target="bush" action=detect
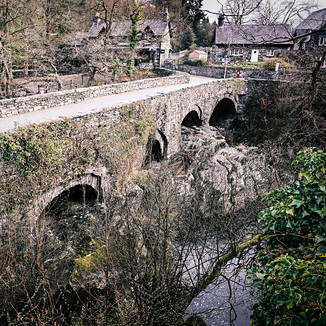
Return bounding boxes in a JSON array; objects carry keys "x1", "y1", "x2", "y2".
[
  {"x1": 263, "y1": 58, "x2": 289, "y2": 70},
  {"x1": 248, "y1": 148, "x2": 326, "y2": 325},
  {"x1": 183, "y1": 60, "x2": 206, "y2": 67}
]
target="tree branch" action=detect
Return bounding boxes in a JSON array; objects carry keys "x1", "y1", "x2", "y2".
[{"x1": 192, "y1": 233, "x2": 262, "y2": 299}]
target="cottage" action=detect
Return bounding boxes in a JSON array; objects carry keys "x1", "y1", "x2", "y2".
[
  {"x1": 211, "y1": 15, "x2": 292, "y2": 64},
  {"x1": 77, "y1": 11, "x2": 172, "y2": 67},
  {"x1": 293, "y1": 8, "x2": 326, "y2": 50}
]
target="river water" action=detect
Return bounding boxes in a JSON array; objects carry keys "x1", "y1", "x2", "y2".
[{"x1": 182, "y1": 238, "x2": 256, "y2": 326}]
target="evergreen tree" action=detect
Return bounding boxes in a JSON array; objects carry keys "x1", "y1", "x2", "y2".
[
  {"x1": 193, "y1": 17, "x2": 214, "y2": 47},
  {"x1": 179, "y1": 26, "x2": 196, "y2": 50}
]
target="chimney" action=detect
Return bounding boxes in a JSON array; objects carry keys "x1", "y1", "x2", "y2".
[
  {"x1": 218, "y1": 14, "x2": 225, "y2": 27},
  {"x1": 94, "y1": 13, "x2": 101, "y2": 25},
  {"x1": 163, "y1": 8, "x2": 170, "y2": 22}
]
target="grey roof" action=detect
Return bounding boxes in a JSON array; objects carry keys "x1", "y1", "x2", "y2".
[
  {"x1": 295, "y1": 8, "x2": 326, "y2": 31},
  {"x1": 88, "y1": 21, "x2": 106, "y2": 38},
  {"x1": 190, "y1": 50, "x2": 207, "y2": 54},
  {"x1": 214, "y1": 24, "x2": 293, "y2": 46},
  {"x1": 87, "y1": 19, "x2": 169, "y2": 38}
]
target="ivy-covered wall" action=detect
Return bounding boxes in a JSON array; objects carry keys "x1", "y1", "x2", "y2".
[{"x1": 0, "y1": 101, "x2": 155, "y2": 220}]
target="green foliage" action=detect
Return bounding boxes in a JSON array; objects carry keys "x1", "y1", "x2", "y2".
[
  {"x1": 230, "y1": 79, "x2": 244, "y2": 95},
  {"x1": 71, "y1": 316, "x2": 84, "y2": 326},
  {"x1": 249, "y1": 148, "x2": 326, "y2": 325},
  {"x1": 0, "y1": 124, "x2": 64, "y2": 176},
  {"x1": 98, "y1": 101, "x2": 155, "y2": 189},
  {"x1": 112, "y1": 57, "x2": 122, "y2": 81},
  {"x1": 263, "y1": 58, "x2": 290, "y2": 71},
  {"x1": 179, "y1": 26, "x2": 196, "y2": 51},
  {"x1": 183, "y1": 59, "x2": 205, "y2": 66},
  {"x1": 193, "y1": 17, "x2": 214, "y2": 47},
  {"x1": 127, "y1": 0, "x2": 143, "y2": 76},
  {"x1": 71, "y1": 239, "x2": 110, "y2": 283}
]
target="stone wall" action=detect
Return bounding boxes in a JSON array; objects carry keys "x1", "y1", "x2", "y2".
[
  {"x1": 0, "y1": 73, "x2": 189, "y2": 118},
  {"x1": 0, "y1": 76, "x2": 252, "y2": 222},
  {"x1": 176, "y1": 65, "x2": 305, "y2": 81}
]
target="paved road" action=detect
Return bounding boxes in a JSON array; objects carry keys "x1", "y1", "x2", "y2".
[{"x1": 0, "y1": 75, "x2": 217, "y2": 132}]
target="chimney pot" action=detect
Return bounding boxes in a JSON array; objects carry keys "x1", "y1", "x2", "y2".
[{"x1": 218, "y1": 14, "x2": 225, "y2": 27}]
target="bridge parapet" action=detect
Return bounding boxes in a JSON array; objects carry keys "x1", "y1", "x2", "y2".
[{"x1": 0, "y1": 73, "x2": 190, "y2": 118}]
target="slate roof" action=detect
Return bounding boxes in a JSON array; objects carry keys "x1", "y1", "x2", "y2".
[
  {"x1": 190, "y1": 50, "x2": 207, "y2": 54},
  {"x1": 293, "y1": 8, "x2": 326, "y2": 46},
  {"x1": 214, "y1": 24, "x2": 293, "y2": 46},
  {"x1": 88, "y1": 21, "x2": 106, "y2": 38},
  {"x1": 295, "y1": 8, "x2": 326, "y2": 31},
  {"x1": 88, "y1": 19, "x2": 169, "y2": 38}
]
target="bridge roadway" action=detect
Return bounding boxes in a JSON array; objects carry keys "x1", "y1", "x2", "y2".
[{"x1": 0, "y1": 75, "x2": 218, "y2": 132}]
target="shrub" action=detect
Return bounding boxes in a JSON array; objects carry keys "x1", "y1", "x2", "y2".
[
  {"x1": 183, "y1": 60, "x2": 206, "y2": 67},
  {"x1": 263, "y1": 58, "x2": 289, "y2": 71},
  {"x1": 248, "y1": 148, "x2": 326, "y2": 325}
]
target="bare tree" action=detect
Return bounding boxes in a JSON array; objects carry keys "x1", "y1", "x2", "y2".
[
  {"x1": 206, "y1": 0, "x2": 317, "y2": 26},
  {"x1": 0, "y1": 0, "x2": 38, "y2": 97},
  {"x1": 254, "y1": 0, "x2": 318, "y2": 25},
  {"x1": 223, "y1": 0, "x2": 263, "y2": 25}
]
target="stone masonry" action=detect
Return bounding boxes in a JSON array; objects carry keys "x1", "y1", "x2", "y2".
[{"x1": 0, "y1": 73, "x2": 189, "y2": 118}]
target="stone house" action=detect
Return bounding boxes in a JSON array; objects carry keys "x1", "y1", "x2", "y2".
[
  {"x1": 76, "y1": 11, "x2": 172, "y2": 67},
  {"x1": 292, "y1": 8, "x2": 326, "y2": 67},
  {"x1": 210, "y1": 15, "x2": 293, "y2": 64},
  {"x1": 188, "y1": 50, "x2": 208, "y2": 62}
]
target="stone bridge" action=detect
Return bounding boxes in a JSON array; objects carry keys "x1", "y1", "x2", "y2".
[
  {"x1": 0, "y1": 73, "x2": 253, "y2": 219},
  {"x1": 0, "y1": 74, "x2": 249, "y2": 157}
]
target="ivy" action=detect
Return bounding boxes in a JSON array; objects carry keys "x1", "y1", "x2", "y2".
[
  {"x1": 0, "y1": 124, "x2": 64, "y2": 176},
  {"x1": 249, "y1": 148, "x2": 326, "y2": 325},
  {"x1": 127, "y1": 0, "x2": 143, "y2": 76},
  {"x1": 0, "y1": 102, "x2": 154, "y2": 212}
]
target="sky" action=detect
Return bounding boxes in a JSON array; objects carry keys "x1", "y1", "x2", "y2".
[{"x1": 202, "y1": 0, "x2": 326, "y2": 22}]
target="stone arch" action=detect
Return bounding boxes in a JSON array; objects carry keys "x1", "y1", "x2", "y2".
[
  {"x1": 151, "y1": 140, "x2": 162, "y2": 162},
  {"x1": 209, "y1": 98, "x2": 236, "y2": 127},
  {"x1": 31, "y1": 173, "x2": 103, "y2": 221},
  {"x1": 40, "y1": 184, "x2": 98, "y2": 219},
  {"x1": 35, "y1": 181, "x2": 102, "y2": 296},
  {"x1": 144, "y1": 129, "x2": 168, "y2": 165},
  {"x1": 181, "y1": 106, "x2": 202, "y2": 127},
  {"x1": 156, "y1": 129, "x2": 168, "y2": 159}
]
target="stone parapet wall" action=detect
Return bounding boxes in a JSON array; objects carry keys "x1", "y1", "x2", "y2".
[
  {"x1": 0, "y1": 72, "x2": 189, "y2": 118},
  {"x1": 176, "y1": 65, "x2": 305, "y2": 81}
]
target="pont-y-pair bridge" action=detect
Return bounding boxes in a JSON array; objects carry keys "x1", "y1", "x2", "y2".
[
  {"x1": 0, "y1": 73, "x2": 255, "y2": 219},
  {"x1": 0, "y1": 75, "x2": 249, "y2": 157}
]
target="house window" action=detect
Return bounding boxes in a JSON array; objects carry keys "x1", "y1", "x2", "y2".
[
  {"x1": 229, "y1": 49, "x2": 243, "y2": 56},
  {"x1": 318, "y1": 36, "x2": 326, "y2": 46},
  {"x1": 144, "y1": 32, "x2": 153, "y2": 40},
  {"x1": 143, "y1": 28, "x2": 154, "y2": 40},
  {"x1": 266, "y1": 49, "x2": 275, "y2": 57},
  {"x1": 319, "y1": 57, "x2": 326, "y2": 68}
]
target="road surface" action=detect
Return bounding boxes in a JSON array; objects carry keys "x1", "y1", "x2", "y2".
[{"x1": 0, "y1": 76, "x2": 217, "y2": 132}]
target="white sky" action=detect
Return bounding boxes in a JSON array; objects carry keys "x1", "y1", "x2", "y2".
[{"x1": 202, "y1": 0, "x2": 326, "y2": 22}]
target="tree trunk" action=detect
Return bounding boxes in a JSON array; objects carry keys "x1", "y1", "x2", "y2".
[
  {"x1": 87, "y1": 68, "x2": 97, "y2": 87},
  {"x1": 187, "y1": 233, "x2": 262, "y2": 305}
]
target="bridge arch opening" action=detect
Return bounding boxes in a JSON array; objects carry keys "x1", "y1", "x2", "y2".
[
  {"x1": 157, "y1": 129, "x2": 168, "y2": 158},
  {"x1": 209, "y1": 98, "x2": 236, "y2": 127},
  {"x1": 41, "y1": 184, "x2": 98, "y2": 219},
  {"x1": 144, "y1": 129, "x2": 168, "y2": 165},
  {"x1": 151, "y1": 140, "x2": 162, "y2": 161},
  {"x1": 181, "y1": 110, "x2": 202, "y2": 128}
]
